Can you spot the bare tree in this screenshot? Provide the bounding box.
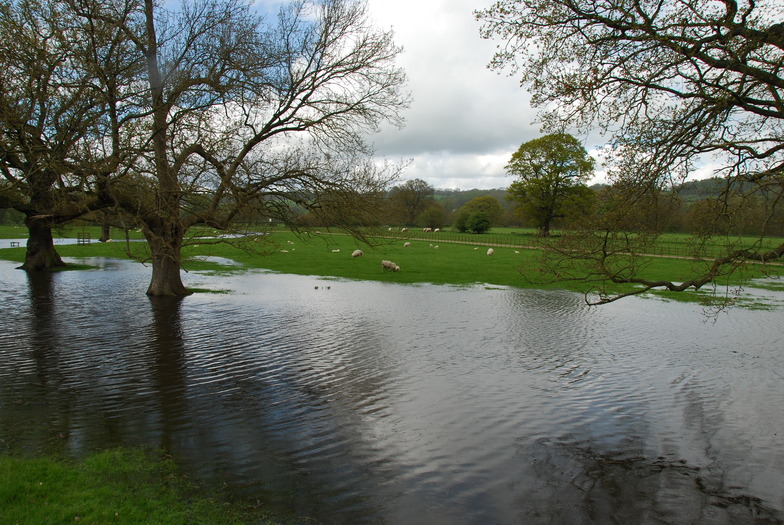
[478,0,784,303]
[3,0,408,294]
[104,0,408,295]
[0,0,140,270]
[386,178,435,226]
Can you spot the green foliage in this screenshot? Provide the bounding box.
[465,212,492,233]
[416,202,446,229]
[506,133,595,235]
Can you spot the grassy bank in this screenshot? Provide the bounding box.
[0,225,781,303]
[0,448,273,524]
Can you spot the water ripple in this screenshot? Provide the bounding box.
[0,259,782,522]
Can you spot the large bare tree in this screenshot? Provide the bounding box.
[0,0,140,270]
[3,0,408,294]
[124,0,408,295]
[478,0,784,303]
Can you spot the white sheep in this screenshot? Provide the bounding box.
[403,242,411,247]
[487,248,494,256]
[381,260,400,272]
[434,228,440,233]
[331,249,340,253]
[352,249,364,257]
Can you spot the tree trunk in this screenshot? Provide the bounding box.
[539,217,552,237]
[21,217,66,271]
[99,212,111,242]
[144,224,191,296]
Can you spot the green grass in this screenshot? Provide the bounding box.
[0,226,781,304]
[0,448,274,524]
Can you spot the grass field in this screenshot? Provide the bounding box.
[0,448,274,524]
[0,224,781,304]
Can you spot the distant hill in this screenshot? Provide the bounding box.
[433,188,513,212]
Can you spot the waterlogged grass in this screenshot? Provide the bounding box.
[0,448,273,524]
[0,226,781,303]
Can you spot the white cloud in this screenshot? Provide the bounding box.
[365,0,542,189]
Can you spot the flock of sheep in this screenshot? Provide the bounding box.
[343,241,496,274]
[281,236,502,275]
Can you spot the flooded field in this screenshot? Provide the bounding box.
[1,258,782,523]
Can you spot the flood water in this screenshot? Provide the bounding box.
[1,257,783,523]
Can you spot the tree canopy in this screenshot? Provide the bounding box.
[386,178,435,226]
[506,133,594,236]
[478,0,784,303]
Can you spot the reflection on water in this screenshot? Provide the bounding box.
[1,258,783,523]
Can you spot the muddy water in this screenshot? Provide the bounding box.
[0,258,782,523]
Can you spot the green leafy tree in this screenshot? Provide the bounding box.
[505,133,594,236]
[465,212,491,234]
[453,194,505,233]
[416,202,446,229]
[478,0,784,305]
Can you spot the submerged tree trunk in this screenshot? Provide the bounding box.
[144,223,191,296]
[21,217,66,271]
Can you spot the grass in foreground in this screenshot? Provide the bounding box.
[0,448,272,524]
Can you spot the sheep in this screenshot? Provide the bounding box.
[487,248,494,256]
[331,249,340,253]
[403,242,411,247]
[381,260,400,272]
[401,227,408,232]
[434,228,440,233]
[422,227,432,232]
[433,245,439,249]
[352,249,364,257]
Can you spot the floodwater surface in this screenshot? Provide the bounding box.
[0,258,782,523]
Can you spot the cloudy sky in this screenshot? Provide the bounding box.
[363,0,549,190]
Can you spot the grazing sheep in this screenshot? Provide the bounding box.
[434,228,440,233]
[433,245,439,249]
[487,248,494,256]
[404,242,411,247]
[514,250,520,254]
[280,249,289,253]
[352,249,364,257]
[381,260,400,272]
[331,249,340,253]
[401,227,408,232]
[422,227,432,232]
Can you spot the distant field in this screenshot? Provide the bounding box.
[0,224,781,304]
